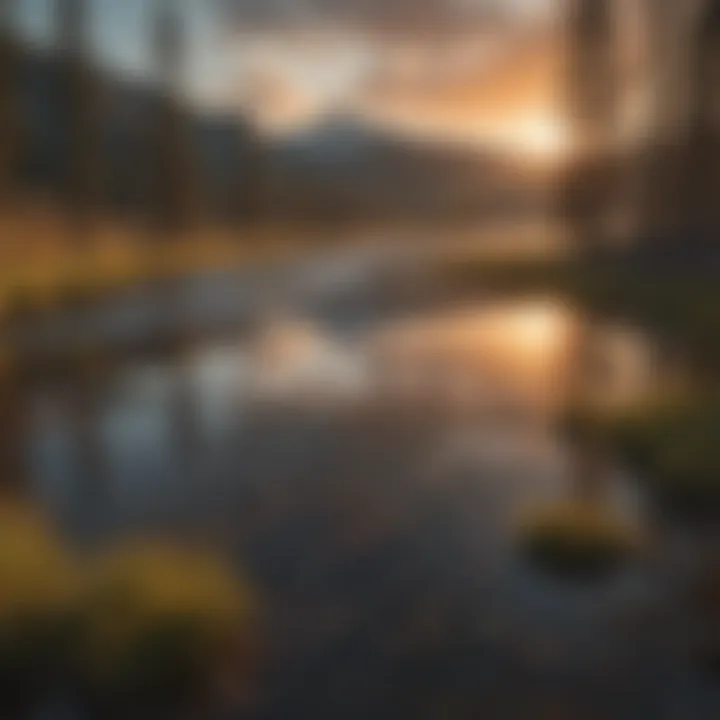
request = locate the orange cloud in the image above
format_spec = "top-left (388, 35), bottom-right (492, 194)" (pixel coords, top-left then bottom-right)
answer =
top-left (356, 28), bottom-right (563, 147)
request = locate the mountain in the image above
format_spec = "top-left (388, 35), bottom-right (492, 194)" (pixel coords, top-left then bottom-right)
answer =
top-left (268, 114), bottom-right (549, 223)
top-left (9, 49), bottom-right (548, 228)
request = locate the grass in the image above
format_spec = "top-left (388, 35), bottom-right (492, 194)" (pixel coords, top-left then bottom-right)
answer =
top-left (562, 388), bottom-right (720, 520)
top-left (430, 253), bottom-right (720, 370)
top-left (595, 395), bottom-right (720, 520)
top-left (78, 542), bottom-right (256, 710)
top-left (0, 223), bottom-right (303, 325)
top-left (0, 500), bottom-right (257, 714)
top-left (435, 250), bottom-right (720, 522)
top-left (519, 501), bottom-right (641, 580)
top-left (0, 503), bottom-right (79, 709)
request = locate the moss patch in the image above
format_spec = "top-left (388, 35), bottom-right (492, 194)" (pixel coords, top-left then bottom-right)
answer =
top-left (520, 503), bottom-right (641, 580)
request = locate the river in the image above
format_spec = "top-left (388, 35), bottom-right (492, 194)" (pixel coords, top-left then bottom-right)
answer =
top-left (7, 243), bottom-right (720, 718)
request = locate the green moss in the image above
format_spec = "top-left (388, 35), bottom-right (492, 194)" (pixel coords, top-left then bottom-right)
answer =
top-left (520, 503), bottom-right (640, 580)
top-left (582, 395), bottom-right (720, 520)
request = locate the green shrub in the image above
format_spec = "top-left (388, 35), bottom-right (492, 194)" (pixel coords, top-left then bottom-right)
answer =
top-left (0, 504), bottom-right (79, 710)
top-left (0, 501), bottom-right (258, 714)
top-left (520, 503), bottom-right (641, 580)
top-left (76, 543), bottom-right (256, 710)
top-left (603, 396), bottom-right (720, 519)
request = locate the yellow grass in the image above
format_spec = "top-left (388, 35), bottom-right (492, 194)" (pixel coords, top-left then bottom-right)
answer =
top-left (0, 207), bottom-right (300, 321)
top-left (0, 502), bottom-right (79, 632)
top-left (519, 501), bottom-right (643, 577)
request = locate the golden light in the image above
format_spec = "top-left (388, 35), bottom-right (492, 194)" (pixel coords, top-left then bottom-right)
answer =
top-left (508, 301), bottom-right (572, 353)
top-left (457, 113), bottom-right (570, 163)
top-left (512, 115), bottom-right (568, 159)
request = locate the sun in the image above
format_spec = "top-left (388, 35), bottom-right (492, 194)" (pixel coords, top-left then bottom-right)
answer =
top-left (514, 115), bottom-right (568, 159)
top-left (467, 113), bottom-right (570, 163)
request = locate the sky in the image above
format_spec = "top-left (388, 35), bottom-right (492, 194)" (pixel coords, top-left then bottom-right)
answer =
top-left (221, 0), bottom-right (562, 142)
top-left (12, 0), bottom-right (564, 153)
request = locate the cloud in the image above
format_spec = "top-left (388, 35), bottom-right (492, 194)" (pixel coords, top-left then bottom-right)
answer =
top-left (217, 0), bottom-right (560, 139)
top-left (221, 0), bottom-right (555, 35)
top-left (355, 27), bottom-right (562, 141)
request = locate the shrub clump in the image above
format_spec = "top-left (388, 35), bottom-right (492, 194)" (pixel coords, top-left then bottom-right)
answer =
top-left (520, 502), bottom-right (641, 580)
top-left (0, 504), bottom-right (79, 708)
top-left (76, 543), bottom-right (256, 711)
top-left (0, 502), bottom-right (257, 715)
top-left (603, 397), bottom-right (720, 519)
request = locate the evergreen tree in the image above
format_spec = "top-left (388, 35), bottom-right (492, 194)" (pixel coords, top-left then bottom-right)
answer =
top-left (687, 0), bottom-right (720, 240)
top-left (559, 0), bottom-right (618, 251)
top-left (0, 0), bottom-right (19, 208)
top-left (151, 0), bottom-right (200, 240)
top-left (57, 0), bottom-right (103, 242)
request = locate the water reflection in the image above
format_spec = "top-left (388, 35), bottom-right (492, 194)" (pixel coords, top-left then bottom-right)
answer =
top-left (18, 294), bottom-right (710, 718)
top-left (27, 299), bottom-right (666, 529)
top-left (367, 300), bottom-right (577, 414)
top-left (249, 318), bottom-right (369, 407)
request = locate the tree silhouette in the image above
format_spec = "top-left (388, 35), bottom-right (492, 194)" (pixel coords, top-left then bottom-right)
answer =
top-left (636, 0), bottom-right (720, 247)
top-left (150, 0), bottom-right (201, 240)
top-left (687, 0), bottom-right (720, 241)
top-left (0, 0), bottom-right (19, 209)
top-left (57, 0), bottom-right (103, 243)
top-left (559, 0), bottom-right (618, 251)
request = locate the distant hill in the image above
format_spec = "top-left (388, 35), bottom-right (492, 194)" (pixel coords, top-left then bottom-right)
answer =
top-left (268, 114), bottom-right (551, 224)
top-left (10, 49), bottom-right (549, 227)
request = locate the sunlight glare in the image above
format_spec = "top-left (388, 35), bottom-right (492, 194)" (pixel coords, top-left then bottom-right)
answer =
top-left (514, 116), bottom-right (568, 159)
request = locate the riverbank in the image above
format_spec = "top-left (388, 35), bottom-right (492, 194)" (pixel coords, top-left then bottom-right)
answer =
top-left (0, 240), bottom-right (717, 715)
top-left (431, 251), bottom-right (720, 371)
top-left (431, 249), bottom-right (720, 524)
top-left (0, 228), bottom-right (291, 326)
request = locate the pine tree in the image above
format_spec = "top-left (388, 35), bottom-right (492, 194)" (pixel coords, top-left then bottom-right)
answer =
top-left (566, 0), bottom-right (616, 149)
top-left (57, 0), bottom-right (103, 243)
top-left (638, 0), bottom-right (714, 245)
top-left (559, 0), bottom-right (618, 250)
top-left (0, 0), bottom-right (19, 208)
top-left (562, 1), bottom-right (618, 503)
top-left (151, 0), bottom-right (200, 240)
top-left (687, 0), bottom-right (720, 240)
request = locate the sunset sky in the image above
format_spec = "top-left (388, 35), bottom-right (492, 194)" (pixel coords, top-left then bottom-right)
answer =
top-left (14, 0), bottom-right (565, 154)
